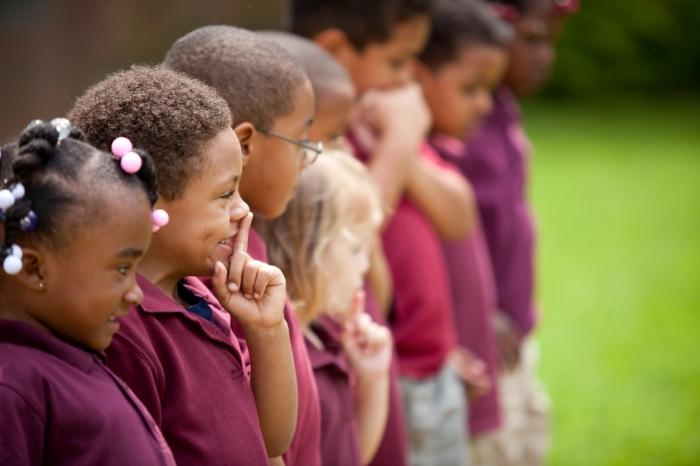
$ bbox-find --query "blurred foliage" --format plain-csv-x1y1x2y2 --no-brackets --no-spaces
547,0,700,96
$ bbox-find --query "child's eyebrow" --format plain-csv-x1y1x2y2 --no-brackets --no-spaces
116,248,143,259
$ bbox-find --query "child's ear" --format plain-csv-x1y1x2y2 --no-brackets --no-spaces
233,122,257,166
314,28,354,60
14,247,47,292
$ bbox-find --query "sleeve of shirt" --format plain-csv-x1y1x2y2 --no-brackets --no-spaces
0,385,44,466
104,333,164,425
420,142,460,174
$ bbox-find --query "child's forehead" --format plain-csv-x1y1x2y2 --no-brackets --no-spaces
369,14,431,54
316,79,356,110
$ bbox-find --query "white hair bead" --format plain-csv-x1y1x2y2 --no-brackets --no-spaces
0,189,15,210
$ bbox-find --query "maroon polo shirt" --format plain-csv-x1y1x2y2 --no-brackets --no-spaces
305,317,362,466
0,319,175,466
105,275,269,466
431,135,503,436
461,86,538,337
354,141,457,379
248,228,323,466
364,288,409,466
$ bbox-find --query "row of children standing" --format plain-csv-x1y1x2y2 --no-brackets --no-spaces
0,0,577,465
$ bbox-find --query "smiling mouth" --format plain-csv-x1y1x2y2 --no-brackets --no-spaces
218,237,233,248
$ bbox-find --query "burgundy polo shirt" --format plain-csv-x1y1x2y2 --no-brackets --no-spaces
364,288,409,466
248,228,323,466
105,275,269,466
461,86,538,337
0,319,175,466
355,141,457,379
305,318,362,466
431,135,503,436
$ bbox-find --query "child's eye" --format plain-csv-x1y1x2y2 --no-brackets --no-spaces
221,190,235,199
390,58,406,69
117,264,131,276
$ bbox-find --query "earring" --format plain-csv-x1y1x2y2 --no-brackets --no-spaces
39,281,44,290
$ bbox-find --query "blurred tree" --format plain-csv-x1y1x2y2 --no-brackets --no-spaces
547,0,700,96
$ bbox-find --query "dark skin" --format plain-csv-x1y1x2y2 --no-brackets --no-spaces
139,127,297,457
504,2,557,97
495,1,574,369
0,188,152,352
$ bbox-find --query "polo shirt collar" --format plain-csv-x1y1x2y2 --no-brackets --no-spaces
0,319,99,372
136,275,185,314
307,317,350,376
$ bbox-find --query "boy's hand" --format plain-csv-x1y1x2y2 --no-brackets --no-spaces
492,311,521,371
341,291,393,380
353,83,431,148
449,347,491,400
212,213,287,330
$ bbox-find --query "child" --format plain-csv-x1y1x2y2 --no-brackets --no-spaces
414,0,512,459
69,65,296,465
292,1,476,465
0,119,175,465
162,26,322,466
261,31,411,466
458,1,578,464
259,150,393,466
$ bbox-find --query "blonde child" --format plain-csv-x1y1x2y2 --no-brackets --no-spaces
260,151,393,466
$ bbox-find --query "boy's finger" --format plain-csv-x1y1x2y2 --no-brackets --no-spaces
252,264,277,300
211,261,229,299
227,250,250,292
233,212,253,253
240,259,263,298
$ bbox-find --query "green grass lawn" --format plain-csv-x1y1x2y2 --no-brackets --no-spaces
523,96,700,466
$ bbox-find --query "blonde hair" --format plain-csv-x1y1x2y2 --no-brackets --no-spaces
258,150,382,322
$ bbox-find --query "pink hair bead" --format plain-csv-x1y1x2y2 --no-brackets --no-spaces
151,209,169,232
120,151,142,174
111,137,133,159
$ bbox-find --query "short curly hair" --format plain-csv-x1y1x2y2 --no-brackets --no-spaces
291,0,434,49
68,65,231,200
164,26,308,130
419,0,513,69
260,31,351,104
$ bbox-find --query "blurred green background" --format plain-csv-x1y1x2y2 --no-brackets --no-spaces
525,97,700,465
1,0,699,463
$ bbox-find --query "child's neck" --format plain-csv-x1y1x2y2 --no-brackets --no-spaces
0,294,52,335
137,257,183,303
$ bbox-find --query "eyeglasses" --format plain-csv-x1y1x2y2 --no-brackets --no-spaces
257,128,323,165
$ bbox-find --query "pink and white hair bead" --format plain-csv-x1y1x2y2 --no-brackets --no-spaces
110,136,169,232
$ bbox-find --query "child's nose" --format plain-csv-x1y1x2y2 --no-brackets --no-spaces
479,91,494,116
125,283,144,306
230,194,250,223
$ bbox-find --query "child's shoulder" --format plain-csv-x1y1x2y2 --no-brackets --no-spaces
0,341,72,416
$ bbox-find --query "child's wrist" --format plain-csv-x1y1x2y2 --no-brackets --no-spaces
242,319,289,341
354,367,389,385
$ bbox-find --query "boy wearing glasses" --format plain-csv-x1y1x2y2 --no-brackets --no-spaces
164,26,324,466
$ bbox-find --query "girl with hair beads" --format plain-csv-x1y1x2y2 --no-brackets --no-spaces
259,151,393,466
0,119,175,465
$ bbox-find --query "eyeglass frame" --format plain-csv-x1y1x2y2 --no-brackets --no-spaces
256,128,323,165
